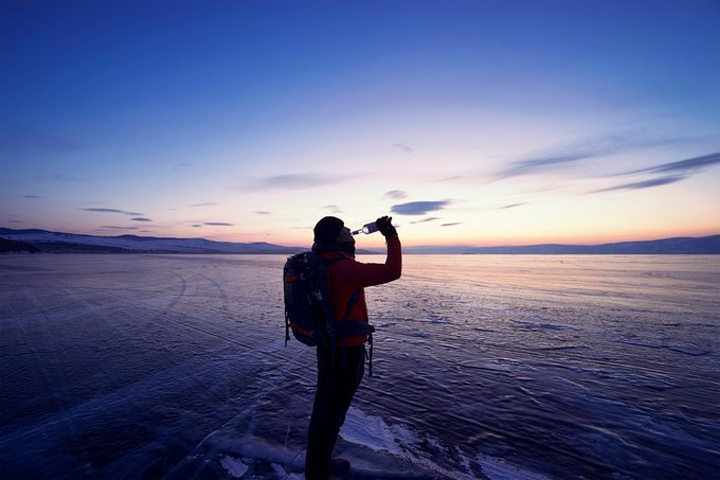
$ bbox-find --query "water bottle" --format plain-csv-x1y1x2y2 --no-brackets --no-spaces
351,222,379,236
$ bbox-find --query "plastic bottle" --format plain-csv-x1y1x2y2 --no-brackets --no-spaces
351,222,378,236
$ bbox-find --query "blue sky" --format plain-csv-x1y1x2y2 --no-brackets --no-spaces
2,0,719,247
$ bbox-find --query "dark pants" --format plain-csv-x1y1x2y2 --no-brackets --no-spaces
305,345,365,480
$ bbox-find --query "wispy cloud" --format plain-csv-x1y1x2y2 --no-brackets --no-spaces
410,217,440,224
130,217,152,222
99,226,139,230
501,153,588,178
323,205,342,214
392,143,414,154
592,175,687,193
391,200,451,215
82,208,145,216
619,152,720,177
204,222,234,226
501,203,527,209
593,152,720,194
441,222,462,227
1,130,83,154
255,211,272,215
384,190,408,200
24,195,45,199
499,131,689,178
36,174,88,183
251,173,347,190
189,202,218,207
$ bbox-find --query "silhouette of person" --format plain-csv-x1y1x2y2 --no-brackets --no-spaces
304,215,401,479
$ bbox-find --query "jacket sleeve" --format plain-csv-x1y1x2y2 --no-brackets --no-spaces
334,234,402,289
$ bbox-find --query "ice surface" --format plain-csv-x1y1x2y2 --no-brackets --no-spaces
1,254,718,479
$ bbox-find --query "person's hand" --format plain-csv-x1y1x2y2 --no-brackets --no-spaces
375,216,397,238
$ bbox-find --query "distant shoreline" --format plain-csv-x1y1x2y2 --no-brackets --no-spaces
1,228,719,255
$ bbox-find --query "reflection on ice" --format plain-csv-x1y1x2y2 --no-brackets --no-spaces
0,254,718,479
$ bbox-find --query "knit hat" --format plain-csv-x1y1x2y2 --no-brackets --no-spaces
313,216,345,244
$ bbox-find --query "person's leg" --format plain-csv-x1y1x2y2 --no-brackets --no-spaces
331,346,365,434
306,366,332,477
305,346,365,479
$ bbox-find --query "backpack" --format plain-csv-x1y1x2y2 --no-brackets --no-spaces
283,251,337,347
283,251,371,347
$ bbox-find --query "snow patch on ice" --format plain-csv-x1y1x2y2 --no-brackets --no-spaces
477,453,551,480
220,455,249,478
271,462,287,476
340,407,417,455
340,408,551,480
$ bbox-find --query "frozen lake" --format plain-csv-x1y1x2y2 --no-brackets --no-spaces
1,254,718,479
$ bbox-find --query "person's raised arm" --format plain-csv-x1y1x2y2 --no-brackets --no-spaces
376,215,401,280
337,216,401,287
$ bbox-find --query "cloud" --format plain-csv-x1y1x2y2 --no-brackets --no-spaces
592,175,687,193
441,222,462,227
620,152,720,176
24,195,45,199
255,211,272,215
391,200,451,215
82,208,145,216
592,152,720,194
1,129,83,154
501,203,527,209
189,202,218,207
384,190,408,200
36,174,88,183
323,205,342,214
99,226,139,230
204,222,234,226
130,217,152,222
501,153,588,178
392,143,414,154
252,173,346,190
499,131,689,178
410,217,440,224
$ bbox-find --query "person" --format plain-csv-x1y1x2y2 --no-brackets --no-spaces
305,215,402,479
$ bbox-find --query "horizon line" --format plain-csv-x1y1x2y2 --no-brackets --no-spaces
1,226,718,250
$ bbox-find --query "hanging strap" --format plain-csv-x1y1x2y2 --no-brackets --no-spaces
284,309,290,347
367,333,374,377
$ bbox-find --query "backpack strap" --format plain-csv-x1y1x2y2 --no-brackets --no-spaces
340,289,360,322
322,254,362,329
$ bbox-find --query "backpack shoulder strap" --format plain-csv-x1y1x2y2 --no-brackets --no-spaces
319,253,359,322
340,288,361,323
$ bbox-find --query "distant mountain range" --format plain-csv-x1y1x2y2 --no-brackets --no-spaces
0,228,303,254
404,235,720,254
1,228,718,254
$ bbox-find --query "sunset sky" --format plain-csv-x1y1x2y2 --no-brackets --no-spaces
2,0,719,249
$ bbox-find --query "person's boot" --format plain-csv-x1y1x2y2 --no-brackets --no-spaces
330,458,351,477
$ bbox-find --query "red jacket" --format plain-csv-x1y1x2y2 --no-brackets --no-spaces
322,234,402,347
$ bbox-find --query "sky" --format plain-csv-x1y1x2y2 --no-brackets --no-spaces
2,0,719,249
